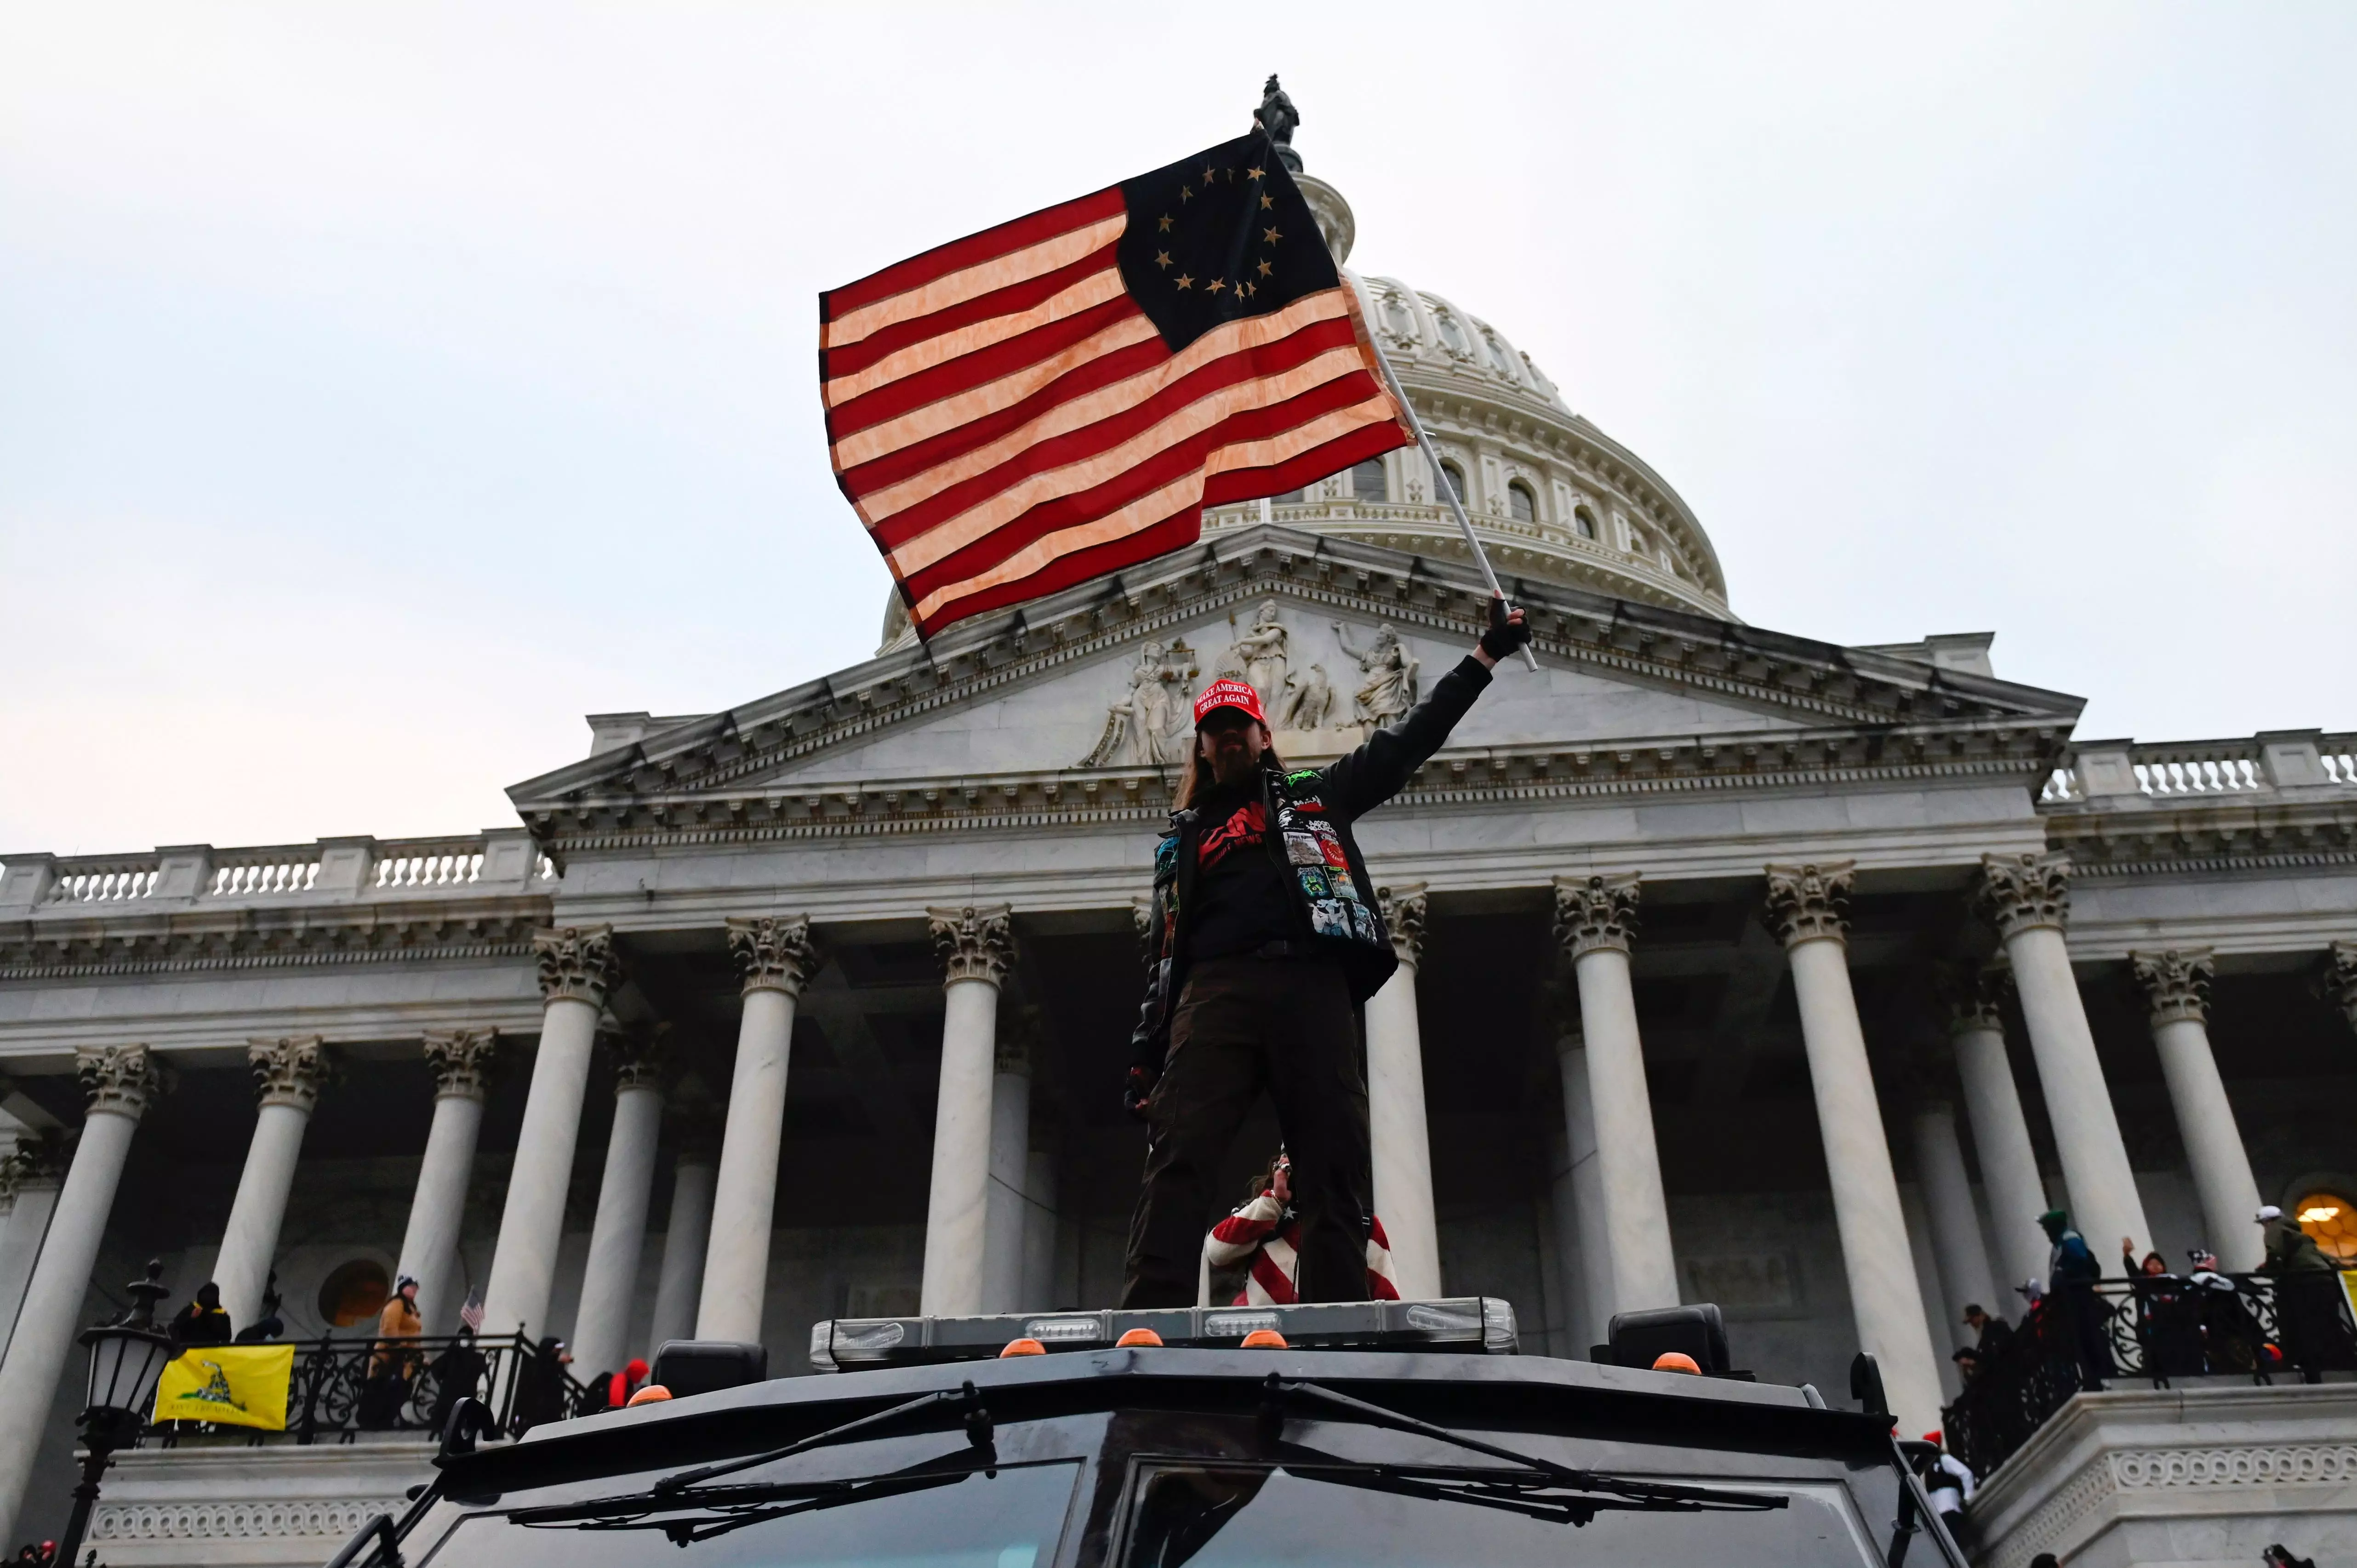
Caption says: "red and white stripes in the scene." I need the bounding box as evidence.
[1203,1192,1402,1307]
[822,189,1405,636]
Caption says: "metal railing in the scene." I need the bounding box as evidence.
[1942,1270,2357,1479]
[142,1332,597,1447]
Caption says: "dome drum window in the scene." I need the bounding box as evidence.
[1348,458,1387,505]
[1573,505,1598,541]
[1436,461,1466,505]
[1507,480,1536,524]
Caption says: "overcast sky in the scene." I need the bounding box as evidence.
[4,3,2352,855]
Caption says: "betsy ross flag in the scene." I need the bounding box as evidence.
[822,131,1413,639]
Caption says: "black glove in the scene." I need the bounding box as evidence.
[1122,1064,1160,1122]
[1480,596,1531,659]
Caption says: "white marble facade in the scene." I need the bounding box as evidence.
[1,169,2354,1568]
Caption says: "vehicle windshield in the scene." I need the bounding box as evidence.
[420,1459,1080,1568]
[1123,1463,1878,1568]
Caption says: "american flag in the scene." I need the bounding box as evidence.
[457,1289,484,1334]
[822,131,1412,639]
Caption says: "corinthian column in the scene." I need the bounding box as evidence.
[923,905,1012,1316]
[0,1046,161,1551]
[648,1111,719,1353]
[699,916,819,1343]
[982,1009,1035,1314]
[571,1029,670,1378]
[1911,1101,1998,1334]
[1552,873,1679,1315]
[1946,965,2051,1294]
[2132,949,2262,1270]
[484,926,619,1343]
[0,1136,66,1356]
[398,1029,501,1333]
[1763,862,1943,1437]
[2323,942,2357,1037]
[214,1037,331,1329]
[1978,852,2151,1262]
[1366,884,1441,1299]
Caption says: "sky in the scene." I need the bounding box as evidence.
[3,3,2353,855]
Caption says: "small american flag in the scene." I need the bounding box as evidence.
[457,1290,484,1334]
[822,130,1411,639]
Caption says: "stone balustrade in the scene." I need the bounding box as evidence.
[2040,730,2357,806]
[0,830,554,913]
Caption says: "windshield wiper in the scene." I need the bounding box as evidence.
[507,1381,995,1524]
[1280,1458,1777,1527]
[1259,1375,1787,1515]
[512,1459,985,1546]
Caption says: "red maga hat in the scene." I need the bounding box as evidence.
[1193,679,1267,728]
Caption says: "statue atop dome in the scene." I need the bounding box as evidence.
[1254,74,1303,172]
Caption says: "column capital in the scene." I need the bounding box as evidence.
[247,1036,332,1112]
[1978,850,2072,939]
[610,1022,673,1092]
[1763,861,1854,948]
[1130,893,1159,967]
[930,905,1014,986]
[534,924,622,1007]
[2131,947,2214,1025]
[1939,960,2013,1035]
[1552,872,1640,957]
[725,915,820,997]
[422,1028,501,1100]
[76,1043,162,1119]
[1377,882,1429,969]
[2319,941,2357,1033]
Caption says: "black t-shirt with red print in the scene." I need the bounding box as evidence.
[1186,781,1298,959]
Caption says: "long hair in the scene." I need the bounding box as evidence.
[1173,730,1283,812]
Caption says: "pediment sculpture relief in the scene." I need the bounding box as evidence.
[1335,621,1418,724]
[1081,639,1200,766]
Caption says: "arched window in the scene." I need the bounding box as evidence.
[1573,505,1598,540]
[1435,312,1469,356]
[1350,458,1387,504]
[1437,462,1466,504]
[1628,525,1647,555]
[1272,488,1304,503]
[1507,480,1536,524]
[317,1258,390,1328]
[2297,1190,2357,1262]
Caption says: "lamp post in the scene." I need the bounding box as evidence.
[57,1260,173,1568]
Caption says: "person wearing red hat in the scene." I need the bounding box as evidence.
[1119,598,1529,1308]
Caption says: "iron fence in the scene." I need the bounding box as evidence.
[1942,1269,2357,1478]
[144,1332,598,1446]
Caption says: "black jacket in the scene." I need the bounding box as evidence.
[1128,653,1494,1078]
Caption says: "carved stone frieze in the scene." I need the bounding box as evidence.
[725,915,820,998]
[1081,639,1200,767]
[422,1029,501,1100]
[247,1036,332,1112]
[1979,850,2072,939]
[1551,872,1640,958]
[1763,861,1854,948]
[1940,961,2014,1035]
[0,1131,68,1207]
[930,905,1014,987]
[1377,883,1427,969]
[2321,940,2357,1034]
[0,909,545,982]
[77,1043,162,1118]
[2130,948,2213,1025]
[533,924,622,1006]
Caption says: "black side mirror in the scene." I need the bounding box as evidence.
[1849,1351,1890,1420]
[438,1396,490,1460]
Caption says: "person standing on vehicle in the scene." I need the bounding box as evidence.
[1204,1151,1401,1306]
[1120,600,1531,1308]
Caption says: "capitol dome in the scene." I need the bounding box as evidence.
[1221,165,1730,620]
[884,118,1730,651]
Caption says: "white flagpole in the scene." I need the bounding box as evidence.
[1360,325,1541,672]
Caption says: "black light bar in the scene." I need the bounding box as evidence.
[809,1296,1518,1372]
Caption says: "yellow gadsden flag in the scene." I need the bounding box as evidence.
[152,1345,296,1431]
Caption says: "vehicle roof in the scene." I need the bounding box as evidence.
[445,1349,1897,1500]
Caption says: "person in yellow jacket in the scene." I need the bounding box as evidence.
[360,1276,425,1427]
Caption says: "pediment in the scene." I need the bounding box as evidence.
[507,523,2083,819]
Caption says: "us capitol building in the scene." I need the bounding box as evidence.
[1,125,2352,1568]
